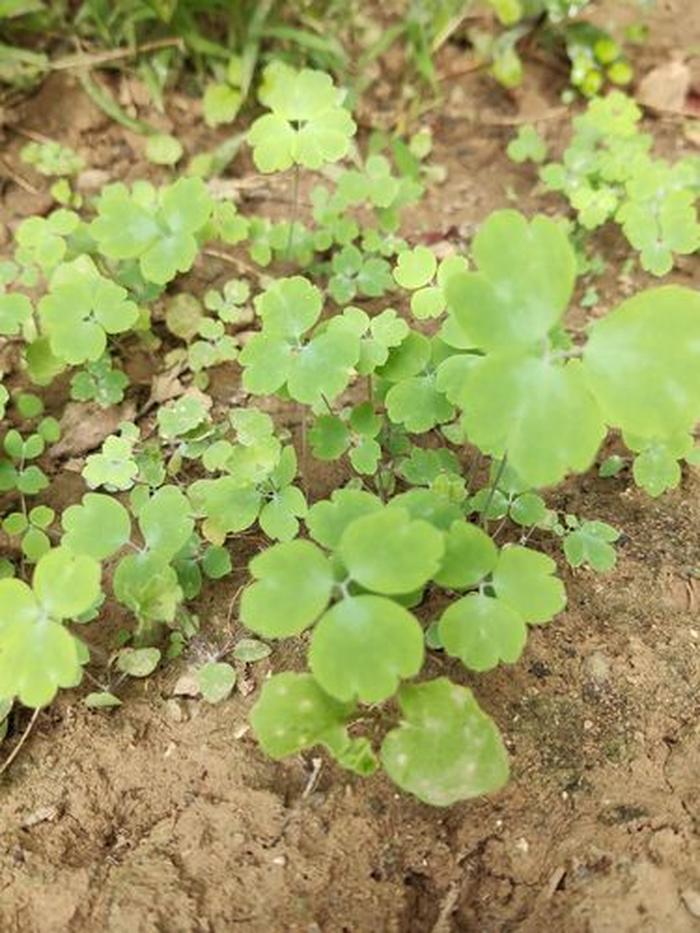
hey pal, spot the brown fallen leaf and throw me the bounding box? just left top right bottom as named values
left=636, top=59, right=691, bottom=114
left=148, top=363, right=186, bottom=406
left=49, top=400, right=136, bottom=459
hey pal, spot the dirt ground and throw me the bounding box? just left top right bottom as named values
left=0, top=2, right=699, bottom=931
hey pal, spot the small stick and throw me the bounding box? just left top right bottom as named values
left=50, top=37, right=185, bottom=72
left=0, top=708, right=40, bottom=778
left=202, top=247, right=263, bottom=280
left=301, top=757, right=323, bottom=798
left=0, top=156, right=40, bottom=194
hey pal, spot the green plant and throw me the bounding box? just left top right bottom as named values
left=239, top=207, right=700, bottom=804
left=1, top=60, right=699, bottom=811
left=535, top=92, right=700, bottom=275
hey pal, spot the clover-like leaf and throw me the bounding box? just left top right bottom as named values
left=113, top=552, right=182, bottom=623
left=0, top=292, right=32, bottom=336
left=583, top=286, right=700, bottom=439
left=0, top=581, right=82, bottom=707
left=563, top=520, right=620, bottom=571
left=393, top=246, right=437, bottom=290
left=439, top=594, right=527, bottom=671
left=61, top=493, right=131, bottom=560
left=385, top=374, right=454, bottom=433
left=251, top=672, right=353, bottom=758
left=631, top=437, right=687, bottom=498
left=39, top=258, right=139, bottom=365
left=92, top=178, right=213, bottom=285
left=381, top=678, right=510, bottom=806
left=445, top=211, right=576, bottom=350
left=197, top=661, right=236, bottom=703
left=460, top=352, right=605, bottom=487
left=259, top=485, right=307, bottom=542
left=145, top=133, right=183, bottom=166
left=255, top=275, right=323, bottom=339
left=306, top=489, right=383, bottom=549
left=491, top=545, right=565, bottom=624
left=83, top=435, right=138, bottom=491
left=116, top=647, right=161, bottom=678
left=241, top=540, right=334, bottom=637
left=188, top=478, right=261, bottom=543
left=339, top=506, right=444, bottom=595
left=433, top=521, right=498, bottom=589
left=138, top=485, right=194, bottom=559
left=507, top=124, right=548, bottom=163
left=33, top=547, right=101, bottom=620
left=248, top=64, right=356, bottom=172
left=157, top=395, right=208, bottom=439
left=309, top=595, right=424, bottom=702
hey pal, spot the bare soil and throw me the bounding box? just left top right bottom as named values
left=0, top=2, right=699, bottom=930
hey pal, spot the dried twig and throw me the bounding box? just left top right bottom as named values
left=50, top=37, right=185, bottom=72
left=0, top=708, right=40, bottom=778
left=0, top=156, right=40, bottom=194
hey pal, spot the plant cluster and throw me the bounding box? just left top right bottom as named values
left=532, top=92, right=700, bottom=276
left=0, top=61, right=699, bottom=805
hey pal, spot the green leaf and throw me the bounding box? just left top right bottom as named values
left=0, top=587, right=82, bottom=707
left=385, top=374, right=454, bottom=433
left=197, top=661, right=236, bottom=703
left=439, top=593, right=527, bottom=671
left=309, top=596, right=424, bottom=702
left=188, top=478, right=261, bottom=543
left=33, top=547, right=101, bottom=620
left=203, top=83, right=242, bottom=127
left=433, top=521, right=498, bottom=589
left=241, top=540, right=334, bottom=637
left=510, top=492, right=548, bottom=527
left=381, top=678, right=509, bottom=806
left=0, top=292, right=32, bottom=335
left=248, top=64, right=355, bottom=172
left=599, top=454, right=625, bottom=478
left=445, top=211, right=576, bottom=350
left=507, top=124, right=548, bottom=163
left=259, top=485, right=307, bottom=542
left=491, top=545, right=565, bottom=624
left=583, top=286, right=700, bottom=438
left=202, top=545, right=232, bottom=579
left=306, top=489, right=383, bottom=549
left=138, top=485, right=194, bottom=559
left=113, top=552, right=182, bottom=623
left=84, top=691, right=122, bottom=709
left=61, top=493, right=131, bottom=560
left=309, top=415, right=350, bottom=460
left=145, top=133, right=183, bottom=165
left=116, top=647, right=161, bottom=678
left=157, top=395, right=208, bottom=439
left=631, top=440, right=685, bottom=497
left=83, top=435, right=138, bottom=491
left=393, top=246, right=437, bottom=290
left=460, top=353, right=605, bottom=487
left=251, top=672, right=352, bottom=758
left=255, top=275, right=322, bottom=339
left=338, top=507, right=444, bottom=595
left=563, top=520, right=619, bottom=571
left=232, top=638, right=271, bottom=662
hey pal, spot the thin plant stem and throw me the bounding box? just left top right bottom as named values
left=286, top=163, right=301, bottom=258
left=481, top=453, right=508, bottom=531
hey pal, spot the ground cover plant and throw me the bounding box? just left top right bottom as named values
left=0, top=6, right=699, bottom=819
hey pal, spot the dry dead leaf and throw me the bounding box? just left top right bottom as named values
left=171, top=673, right=199, bottom=698
left=637, top=59, right=691, bottom=114
left=50, top=400, right=136, bottom=458
left=148, top=364, right=186, bottom=406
